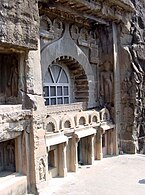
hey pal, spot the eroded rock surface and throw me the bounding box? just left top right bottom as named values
left=0, top=0, right=39, bottom=49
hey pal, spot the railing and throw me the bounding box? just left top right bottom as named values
left=45, top=107, right=112, bottom=133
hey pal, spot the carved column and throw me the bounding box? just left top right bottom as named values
left=71, top=137, right=79, bottom=172
left=16, top=135, right=22, bottom=173
left=95, top=128, right=103, bottom=160
left=58, top=143, right=67, bottom=177
left=112, top=22, right=120, bottom=155
left=88, top=134, right=95, bottom=164
left=25, top=130, right=30, bottom=191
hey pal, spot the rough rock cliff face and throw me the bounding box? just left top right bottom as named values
left=120, top=0, right=145, bottom=153
left=0, top=0, right=39, bottom=50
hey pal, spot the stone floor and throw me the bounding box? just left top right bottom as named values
left=40, top=154, right=145, bottom=195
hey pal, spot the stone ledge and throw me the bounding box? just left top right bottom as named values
left=46, top=102, right=86, bottom=114
left=0, top=172, right=27, bottom=195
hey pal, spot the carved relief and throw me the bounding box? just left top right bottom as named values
left=0, top=139, right=16, bottom=172
left=89, top=111, right=100, bottom=125
left=40, top=17, right=64, bottom=47
left=78, top=28, right=89, bottom=47
left=45, top=116, right=60, bottom=133
left=60, top=114, right=75, bottom=130
left=7, top=58, right=18, bottom=97
left=89, top=31, right=99, bottom=64
left=100, top=61, right=114, bottom=105
left=39, top=158, right=46, bottom=181
left=100, top=108, right=110, bottom=122
left=6, top=143, right=15, bottom=168
left=53, top=18, right=63, bottom=39
left=75, top=111, right=89, bottom=127
left=70, top=24, right=79, bottom=43
left=40, top=16, right=54, bottom=40
left=0, top=54, right=19, bottom=105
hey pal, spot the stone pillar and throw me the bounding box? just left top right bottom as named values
left=15, top=135, right=22, bottom=173
left=58, top=143, right=67, bottom=177
left=88, top=135, right=95, bottom=164
left=107, top=130, right=112, bottom=155
left=112, top=22, right=120, bottom=155
left=71, top=137, right=78, bottom=172
left=18, top=136, right=22, bottom=173
left=95, top=128, right=103, bottom=160
left=113, top=127, right=118, bottom=155
left=25, top=130, right=30, bottom=191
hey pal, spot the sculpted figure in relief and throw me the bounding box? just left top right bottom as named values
left=100, top=61, right=114, bottom=104
left=7, top=58, right=18, bottom=97
left=39, top=158, right=46, bottom=181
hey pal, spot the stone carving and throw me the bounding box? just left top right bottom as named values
left=53, top=18, right=63, bottom=39
left=99, top=108, right=110, bottom=122
left=89, top=111, right=100, bottom=125
left=7, top=58, right=18, bottom=97
left=70, top=24, right=79, bottom=43
left=100, top=61, right=114, bottom=105
left=60, top=114, right=75, bottom=130
left=45, top=116, right=59, bottom=133
left=78, top=28, right=89, bottom=47
left=40, top=16, right=54, bottom=40
left=40, top=17, right=64, bottom=49
left=75, top=111, right=89, bottom=127
left=89, top=31, right=99, bottom=64
left=6, top=143, right=15, bottom=167
left=39, top=158, right=46, bottom=181
left=0, top=140, right=15, bottom=172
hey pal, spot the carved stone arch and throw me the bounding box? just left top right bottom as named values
left=89, top=111, right=100, bottom=124
left=100, top=108, right=110, bottom=122
left=41, top=30, right=96, bottom=108
left=60, top=114, right=75, bottom=130
left=51, top=56, right=89, bottom=104
left=75, top=111, right=89, bottom=127
left=45, top=116, right=59, bottom=133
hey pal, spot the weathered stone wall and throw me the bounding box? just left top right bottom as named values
left=0, top=0, right=39, bottom=49
left=119, top=0, right=145, bottom=153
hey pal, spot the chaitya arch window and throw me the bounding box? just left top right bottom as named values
left=43, top=64, right=70, bottom=105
